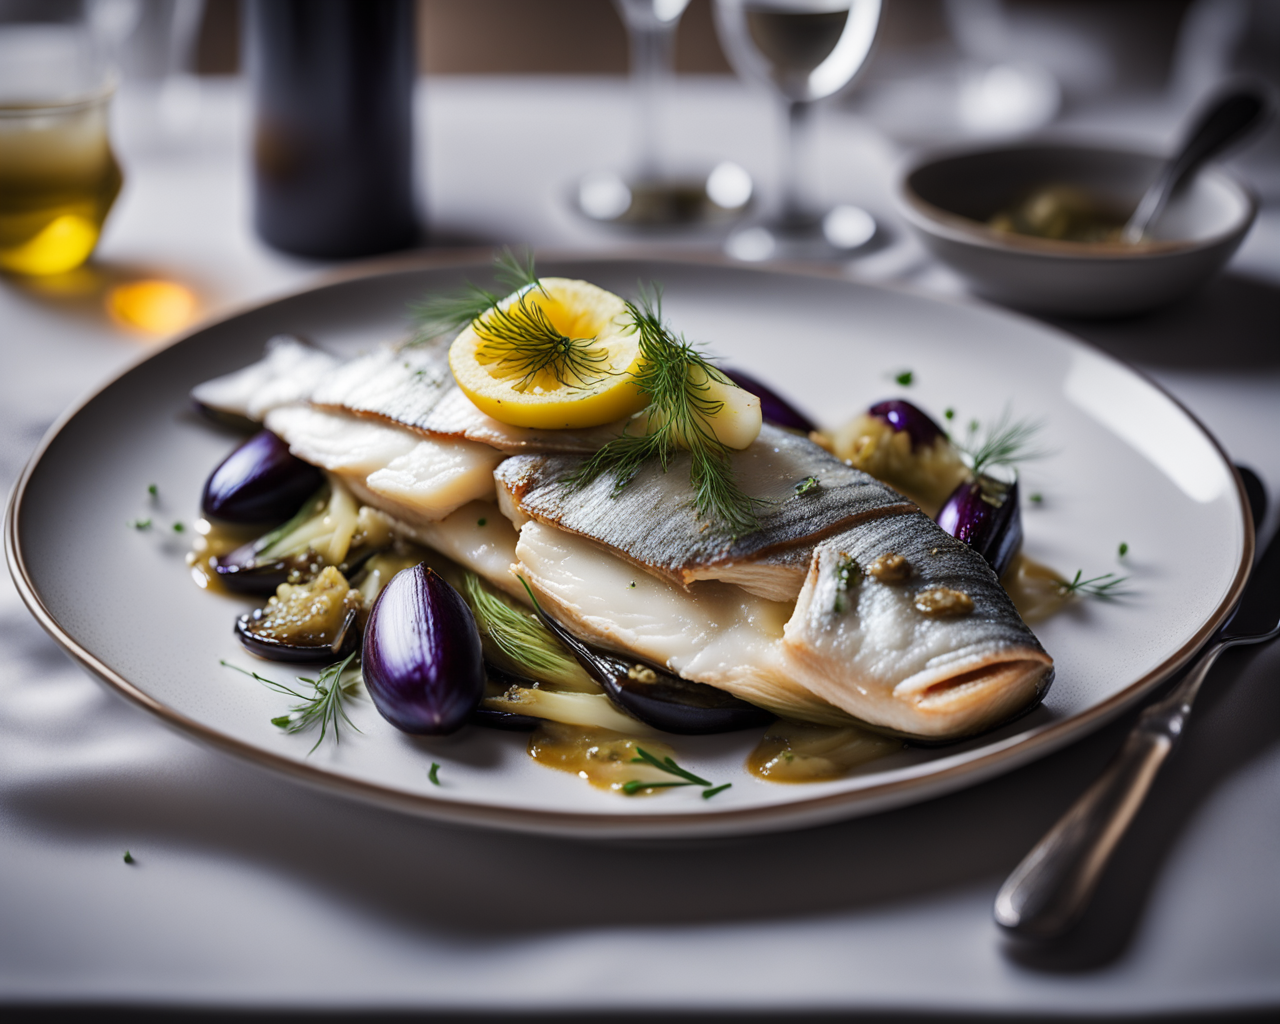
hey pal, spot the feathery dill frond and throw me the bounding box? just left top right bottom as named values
left=571, top=286, right=759, bottom=537
left=222, top=652, right=361, bottom=754
left=472, top=289, right=614, bottom=393
left=955, top=408, right=1046, bottom=477
left=1057, top=570, right=1128, bottom=599
left=406, top=246, right=540, bottom=346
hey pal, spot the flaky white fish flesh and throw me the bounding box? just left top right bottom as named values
left=195, top=339, right=1053, bottom=739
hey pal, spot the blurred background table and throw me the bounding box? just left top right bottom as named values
left=2, top=1, right=1278, bottom=1019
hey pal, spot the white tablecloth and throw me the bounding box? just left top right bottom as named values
left=2, top=77, right=1278, bottom=1017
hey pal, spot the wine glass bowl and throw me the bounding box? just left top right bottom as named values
left=576, top=0, right=754, bottom=229
left=713, top=0, right=882, bottom=256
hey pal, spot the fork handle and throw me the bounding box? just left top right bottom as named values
left=994, top=640, right=1230, bottom=939
left=993, top=722, right=1175, bottom=938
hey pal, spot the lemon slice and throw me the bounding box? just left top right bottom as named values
left=449, top=278, right=646, bottom=429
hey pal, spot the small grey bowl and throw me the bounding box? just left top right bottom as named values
left=897, top=144, right=1257, bottom=317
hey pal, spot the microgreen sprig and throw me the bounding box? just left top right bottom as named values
left=954, top=408, right=1046, bottom=478
left=571, top=287, right=760, bottom=537
left=621, top=747, right=730, bottom=798
left=222, top=653, right=361, bottom=754
left=1057, top=570, right=1128, bottom=599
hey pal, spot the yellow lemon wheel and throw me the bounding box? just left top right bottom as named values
left=449, top=277, right=647, bottom=430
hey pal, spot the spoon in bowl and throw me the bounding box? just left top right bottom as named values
left=1122, top=88, right=1270, bottom=244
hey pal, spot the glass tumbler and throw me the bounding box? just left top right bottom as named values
left=0, top=23, right=122, bottom=276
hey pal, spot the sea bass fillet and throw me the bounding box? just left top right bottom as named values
left=783, top=514, right=1053, bottom=737
left=194, top=340, right=1053, bottom=739
left=496, top=425, right=916, bottom=601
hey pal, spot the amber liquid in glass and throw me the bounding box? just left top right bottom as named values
left=0, top=98, right=122, bottom=276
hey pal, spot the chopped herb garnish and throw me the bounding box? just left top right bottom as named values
left=147, top=484, right=157, bottom=497
left=1118, top=542, right=1129, bottom=557
left=128, top=518, right=152, bottom=530
left=571, top=287, right=760, bottom=537
left=628, top=581, right=636, bottom=589
left=123, top=850, right=135, bottom=864
left=894, top=370, right=914, bottom=386
left=631, top=747, right=711, bottom=785
left=944, top=408, right=955, bottom=421
left=428, top=762, right=441, bottom=786
left=223, top=653, right=361, bottom=754
left=171, top=521, right=185, bottom=533
left=954, top=409, right=1045, bottom=477
left=794, top=475, right=820, bottom=496
left=1029, top=492, right=1043, bottom=504
left=702, top=783, right=732, bottom=799
left=477, top=517, right=487, bottom=527
left=1057, top=570, right=1127, bottom=599
left=622, top=746, right=727, bottom=796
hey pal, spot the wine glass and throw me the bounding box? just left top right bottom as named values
left=577, top=0, right=754, bottom=227
left=713, top=0, right=881, bottom=259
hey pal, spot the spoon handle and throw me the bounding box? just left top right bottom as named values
left=993, top=640, right=1228, bottom=938
left=1123, top=90, right=1268, bottom=243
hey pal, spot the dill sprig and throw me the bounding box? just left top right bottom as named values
left=222, top=653, right=361, bottom=754
left=1057, top=570, right=1128, bottom=599
left=954, top=408, right=1046, bottom=478
left=471, top=287, right=614, bottom=393
left=571, top=288, right=760, bottom=537
left=622, top=747, right=729, bottom=797
left=408, top=247, right=540, bottom=344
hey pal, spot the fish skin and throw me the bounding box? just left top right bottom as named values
left=309, top=345, right=627, bottom=454
left=191, top=335, right=339, bottom=421
left=496, top=424, right=917, bottom=598
left=783, top=511, right=1053, bottom=738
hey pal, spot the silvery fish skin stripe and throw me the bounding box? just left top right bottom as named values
left=309, top=345, right=627, bottom=454
left=495, top=424, right=917, bottom=598
left=784, top=511, right=1054, bottom=738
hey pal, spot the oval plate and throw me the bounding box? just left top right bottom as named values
left=5, top=255, right=1252, bottom=838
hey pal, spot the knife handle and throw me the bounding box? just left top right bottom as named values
left=993, top=641, right=1227, bottom=939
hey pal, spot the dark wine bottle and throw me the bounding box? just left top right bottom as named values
left=245, top=0, right=418, bottom=258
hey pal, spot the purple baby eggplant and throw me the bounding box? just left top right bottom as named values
left=362, top=565, right=484, bottom=735
left=720, top=367, right=818, bottom=434
left=867, top=400, right=946, bottom=451
left=201, top=430, right=324, bottom=524
left=937, top=474, right=1023, bottom=578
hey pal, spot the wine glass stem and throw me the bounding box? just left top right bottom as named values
left=780, top=99, right=813, bottom=226
left=628, top=22, right=678, bottom=181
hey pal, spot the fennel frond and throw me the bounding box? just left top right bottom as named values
left=571, top=288, right=760, bottom=537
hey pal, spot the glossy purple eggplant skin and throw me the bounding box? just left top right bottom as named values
left=531, top=598, right=773, bottom=734
left=720, top=366, right=818, bottom=434
left=362, top=565, right=484, bottom=735
left=868, top=400, right=946, bottom=451
left=937, top=476, right=1024, bottom=579
left=234, top=608, right=360, bottom=663
left=201, top=430, right=324, bottom=524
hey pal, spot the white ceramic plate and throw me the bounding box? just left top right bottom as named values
left=6, top=255, right=1252, bottom=838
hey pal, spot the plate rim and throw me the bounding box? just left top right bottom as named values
left=4, top=250, right=1256, bottom=838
